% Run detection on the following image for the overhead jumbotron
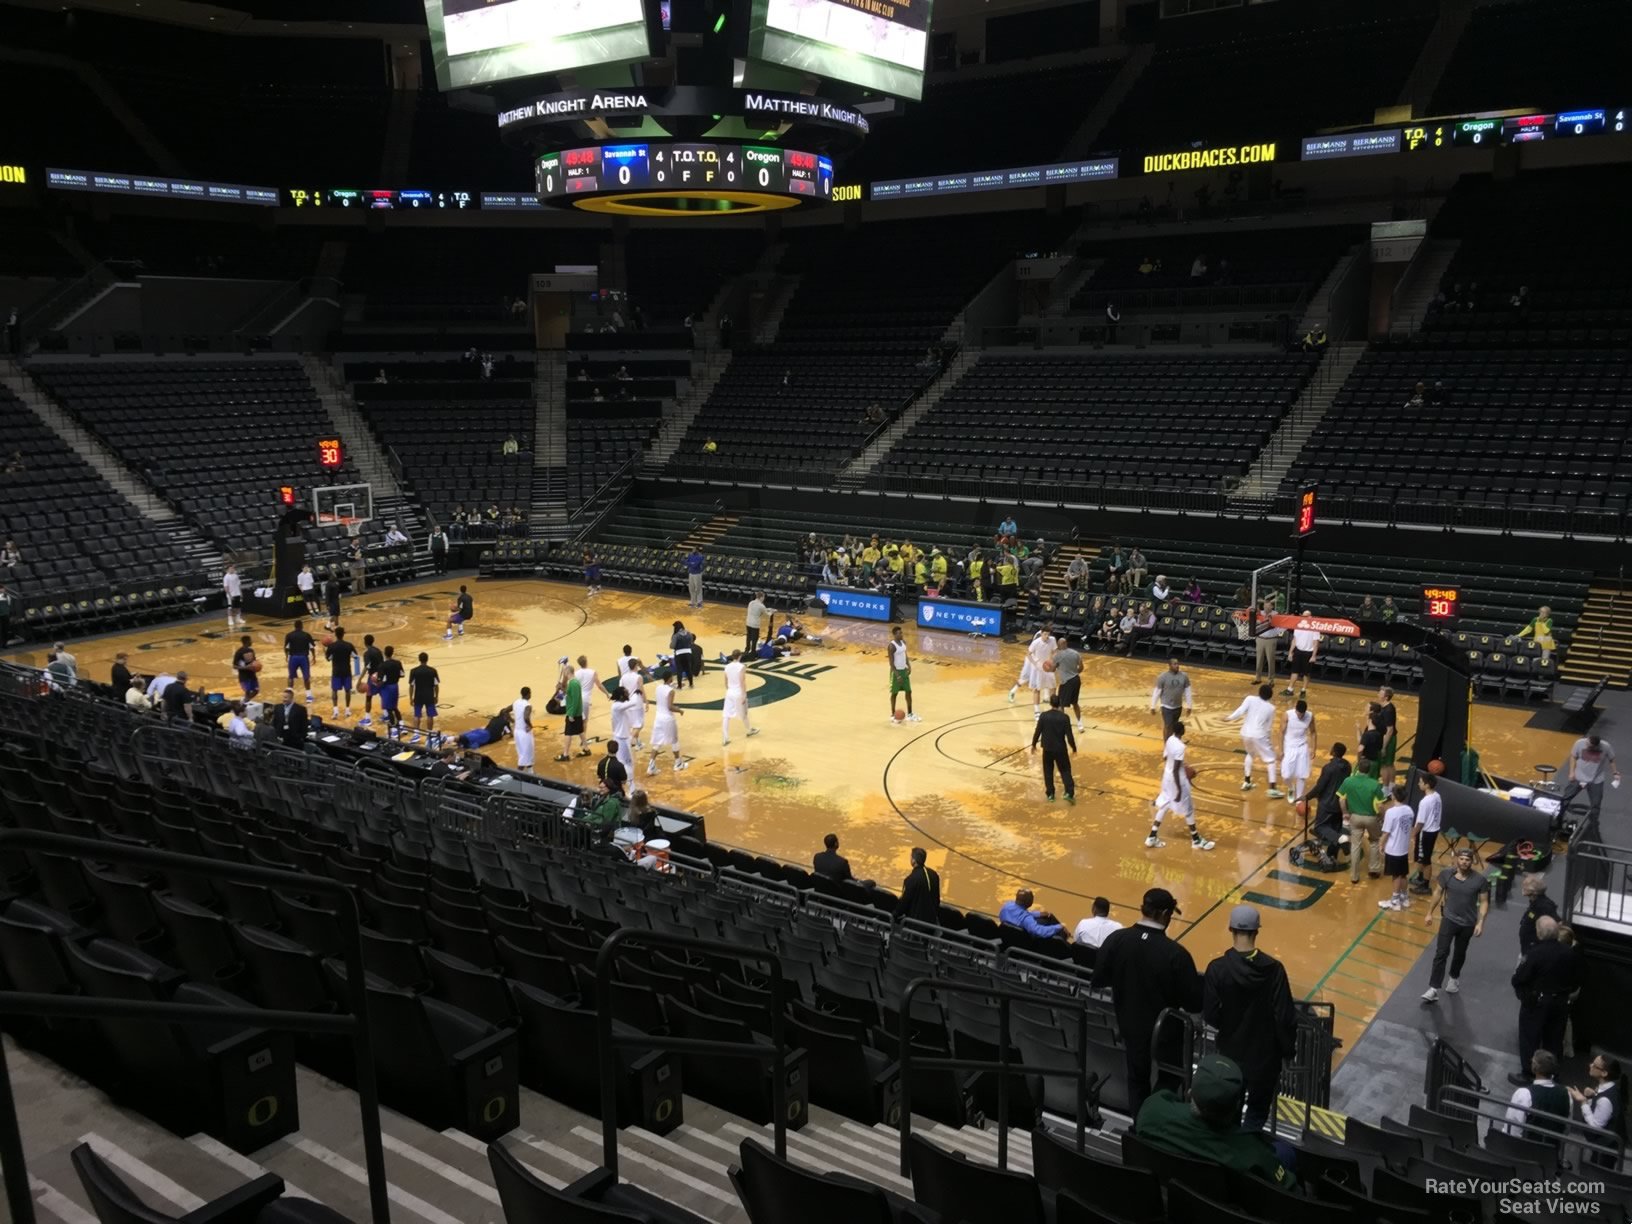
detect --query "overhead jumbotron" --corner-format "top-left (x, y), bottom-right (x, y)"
top-left (424, 0), bottom-right (920, 214)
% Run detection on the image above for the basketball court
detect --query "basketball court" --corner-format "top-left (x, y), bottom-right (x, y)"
top-left (6, 574), bottom-right (1578, 1061)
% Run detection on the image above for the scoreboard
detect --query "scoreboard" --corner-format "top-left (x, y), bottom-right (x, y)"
top-left (534, 142), bottom-right (832, 204)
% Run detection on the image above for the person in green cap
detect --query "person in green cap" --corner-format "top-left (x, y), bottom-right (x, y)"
top-left (1134, 1054), bottom-right (1297, 1188)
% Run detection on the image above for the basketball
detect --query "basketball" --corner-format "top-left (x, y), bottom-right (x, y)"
top-left (1427, 758), bottom-right (1445, 775)
top-left (250, 660), bottom-right (262, 673)
top-left (1041, 658), bottom-right (1056, 672)
top-left (322, 635), bottom-right (335, 647)
top-left (1185, 765), bottom-right (1198, 781)
top-left (1295, 800), bottom-right (1308, 818)
top-left (893, 710), bottom-right (906, 722)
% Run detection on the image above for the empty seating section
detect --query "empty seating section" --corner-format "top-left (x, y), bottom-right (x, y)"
top-left (1431, 0), bottom-right (1631, 116)
top-left (1421, 169), bottom-right (1632, 348)
top-left (350, 229), bottom-right (598, 323)
top-left (1071, 227), bottom-right (1360, 315)
top-left (1049, 535), bottom-right (1583, 702)
top-left (0, 61), bottom-right (155, 173)
top-left (624, 231), bottom-right (763, 327)
top-left (1097, 1), bottom-right (1432, 151)
top-left (671, 217), bottom-right (1051, 477)
top-left (76, 216), bottom-right (328, 282)
top-left (1279, 346), bottom-right (1632, 522)
top-left (879, 353), bottom-right (1318, 489)
top-left (845, 60), bottom-right (1121, 183)
top-left (566, 416), bottom-right (658, 510)
top-left (28, 359), bottom-right (362, 557)
top-left (0, 387), bottom-right (199, 627)
top-left (352, 382), bottom-right (533, 529)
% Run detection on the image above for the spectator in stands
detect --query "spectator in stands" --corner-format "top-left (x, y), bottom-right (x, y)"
top-left (1183, 578), bottom-right (1204, 603)
top-left (109, 652), bottom-right (133, 694)
top-left (267, 687), bottom-right (309, 750)
top-left (899, 847), bottom-right (940, 924)
top-left (1429, 380), bottom-right (1448, 406)
top-left (813, 833), bottom-right (852, 882)
top-left (1064, 553), bottom-right (1090, 595)
top-left (225, 701), bottom-right (254, 748)
top-left (718, 312), bottom-right (732, 349)
top-left (1126, 546), bottom-right (1149, 591)
top-left (1190, 253), bottom-right (1208, 279)
top-left (4, 306), bottom-right (17, 355)
top-left (1104, 543), bottom-right (1126, 591)
top-left (373, 368), bottom-right (387, 384)
top-left (1509, 285), bottom-right (1530, 314)
top-left (1380, 594), bottom-right (1398, 623)
top-left (1138, 255), bottom-right (1156, 275)
top-left (1021, 542), bottom-right (1046, 584)
top-left (1516, 605), bottom-right (1557, 663)
top-left (1559, 733), bottom-right (1618, 823)
top-left (0, 583), bottom-right (11, 647)
top-left (1569, 1055), bottom-right (1625, 1168)
top-left (1000, 889), bottom-right (1064, 939)
top-left (0, 538), bottom-right (17, 573)
top-left (1151, 574), bottom-right (1172, 602)
top-left (1356, 594), bottom-right (1378, 621)
top-left (384, 523), bottom-right (407, 546)
top-left (52, 642), bottom-right (77, 674)
top-left (1094, 887), bottom-right (1203, 1114)
top-left (43, 649), bottom-right (75, 690)
top-left (1203, 905), bottom-right (1297, 1132)
top-left (1405, 381), bottom-right (1426, 409)
top-left (125, 677), bottom-right (150, 710)
top-left (502, 434), bottom-right (519, 456)
top-left (161, 671), bottom-right (194, 720)
top-left (1095, 612), bottom-right (1121, 651)
top-left (1073, 897), bottom-right (1122, 949)
top-left (481, 354), bottom-right (495, 380)
top-left (1504, 1050), bottom-right (1568, 1146)
top-left (1134, 1055), bottom-right (1297, 1188)
top-left (1124, 603), bottom-right (1157, 657)
top-left (1105, 302), bottom-right (1120, 342)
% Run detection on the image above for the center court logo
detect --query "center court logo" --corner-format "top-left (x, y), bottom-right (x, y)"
top-left (675, 658), bottom-right (834, 711)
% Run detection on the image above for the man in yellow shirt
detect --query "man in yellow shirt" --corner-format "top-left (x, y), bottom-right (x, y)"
top-left (860, 540), bottom-right (881, 568)
top-left (930, 548), bottom-right (949, 587)
top-left (969, 552), bottom-right (986, 599)
top-left (899, 539), bottom-right (921, 567)
top-left (913, 557), bottom-right (929, 587)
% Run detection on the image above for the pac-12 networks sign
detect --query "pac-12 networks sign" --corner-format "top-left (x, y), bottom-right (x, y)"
top-left (1143, 142), bottom-right (1276, 173)
top-left (818, 586), bottom-right (893, 622)
top-left (918, 600), bottom-right (1001, 634)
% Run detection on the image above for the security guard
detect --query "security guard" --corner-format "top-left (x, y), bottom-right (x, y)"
top-left (1510, 916), bottom-right (1582, 1087)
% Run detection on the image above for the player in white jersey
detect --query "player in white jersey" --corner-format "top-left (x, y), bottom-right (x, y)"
top-left (1226, 682), bottom-right (1284, 797)
top-left (1278, 699), bottom-right (1316, 803)
top-left (645, 679), bottom-right (687, 774)
top-left (1146, 720), bottom-right (1214, 851)
top-left (511, 687), bottom-right (535, 771)
top-left (1285, 614), bottom-right (1321, 699)
top-left (1009, 625), bottom-right (1058, 719)
top-left (617, 645), bottom-right (638, 680)
top-left (296, 565), bottom-right (318, 618)
top-left (622, 663), bottom-right (646, 749)
top-left (609, 685), bottom-right (640, 777)
top-left (721, 650), bottom-right (759, 744)
top-left (573, 654), bottom-right (599, 730)
top-left (222, 564), bottom-right (244, 629)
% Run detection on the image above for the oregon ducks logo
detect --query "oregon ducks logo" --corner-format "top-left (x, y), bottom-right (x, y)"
top-left (675, 659), bottom-right (835, 712)
top-left (654, 1097), bottom-right (674, 1122)
top-left (246, 1096), bottom-right (279, 1127)
top-left (482, 1096), bottom-right (508, 1123)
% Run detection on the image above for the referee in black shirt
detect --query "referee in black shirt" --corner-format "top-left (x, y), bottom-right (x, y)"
top-left (1031, 694), bottom-right (1077, 803)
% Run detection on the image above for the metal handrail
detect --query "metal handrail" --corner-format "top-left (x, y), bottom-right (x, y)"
top-left (1424, 1037), bottom-right (1485, 1111)
top-left (593, 927), bottom-right (794, 1176)
top-left (0, 829), bottom-right (391, 1224)
top-left (896, 976), bottom-right (1093, 1175)
top-left (1437, 1082), bottom-right (1624, 1169)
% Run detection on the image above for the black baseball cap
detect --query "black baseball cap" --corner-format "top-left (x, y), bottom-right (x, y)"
top-left (1143, 887), bottom-right (1182, 915)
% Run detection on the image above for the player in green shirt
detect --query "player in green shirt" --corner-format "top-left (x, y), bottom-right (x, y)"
top-left (1337, 770), bottom-right (1386, 881)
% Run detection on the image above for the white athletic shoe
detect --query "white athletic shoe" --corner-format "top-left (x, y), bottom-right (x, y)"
top-left (358, 716), bottom-right (372, 727)
top-left (443, 632), bottom-right (453, 641)
top-left (646, 762), bottom-right (658, 776)
top-left (906, 714), bottom-right (921, 723)
top-left (1191, 836), bottom-right (1216, 851)
top-left (1144, 835), bottom-right (1166, 849)
top-left (1076, 721), bottom-right (1085, 732)
top-left (1033, 710), bottom-right (1042, 720)
top-left (331, 709), bottom-right (340, 719)
top-left (1445, 977), bottom-right (1459, 994)
top-left (1378, 897), bottom-right (1400, 910)
top-left (1240, 780), bottom-right (1255, 791)
top-left (1267, 787), bottom-right (1286, 799)
top-left (746, 728), bottom-right (759, 737)
top-left (1421, 987), bottom-right (1438, 1004)
top-left (722, 737), bottom-right (730, 746)
top-left (1008, 687), bottom-right (1017, 703)
top-left (305, 693), bottom-right (314, 704)
top-left (674, 760), bottom-right (687, 772)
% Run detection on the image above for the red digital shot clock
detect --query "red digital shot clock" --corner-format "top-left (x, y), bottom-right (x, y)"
top-left (317, 437), bottom-right (344, 470)
top-left (1421, 586), bottom-right (1461, 620)
top-left (1295, 487), bottom-right (1318, 537)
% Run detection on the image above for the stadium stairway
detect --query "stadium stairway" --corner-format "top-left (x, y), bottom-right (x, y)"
top-left (677, 512), bottom-right (738, 552)
top-left (838, 350), bottom-right (978, 484)
top-left (0, 359), bottom-right (226, 583)
top-left (751, 275), bottom-right (802, 346)
top-left (1386, 238), bottom-right (1461, 337)
top-left (1037, 540), bottom-right (1105, 605)
top-left (13, 1027), bottom-right (1054, 1224)
top-left (1056, 44), bottom-right (1152, 160)
top-left (1297, 243), bottom-right (1363, 336)
top-left (300, 355), bottom-right (423, 545)
top-left (642, 349), bottom-right (733, 476)
top-left (531, 351), bottom-right (571, 536)
top-left (1236, 341), bottom-right (1366, 498)
top-left (1559, 580), bottom-right (1632, 689)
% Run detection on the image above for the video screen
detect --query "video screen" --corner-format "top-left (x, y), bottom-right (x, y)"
top-left (748, 0), bottom-right (931, 101)
top-left (424, 0), bottom-right (651, 91)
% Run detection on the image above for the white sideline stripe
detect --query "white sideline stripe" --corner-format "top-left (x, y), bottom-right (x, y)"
top-left (380, 1132), bottom-right (499, 1205)
top-left (186, 1134), bottom-right (317, 1201)
top-left (78, 1133), bottom-right (205, 1212)
top-left (30, 1175), bottom-right (97, 1224)
top-left (718, 1120), bottom-right (913, 1191)
top-left (280, 1135), bottom-right (465, 1224)
top-left (569, 1125), bottom-right (738, 1206)
top-left (510, 1130), bottom-right (600, 1175)
top-left (441, 1129), bottom-right (567, 1190)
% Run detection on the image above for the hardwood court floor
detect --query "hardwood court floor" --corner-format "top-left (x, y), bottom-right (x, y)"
top-left (8, 575), bottom-right (1578, 1060)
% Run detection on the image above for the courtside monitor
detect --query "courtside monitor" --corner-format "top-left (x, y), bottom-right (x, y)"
top-left (746, 0), bottom-right (933, 101)
top-left (425, 0), bottom-right (653, 91)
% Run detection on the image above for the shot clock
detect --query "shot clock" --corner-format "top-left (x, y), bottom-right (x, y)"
top-left (317, 437), bottom-right (344, 470)
top-left (1295, 487), bottom-right (1319, 538)
top-left (1421, 586), bottom-right (1462, 622)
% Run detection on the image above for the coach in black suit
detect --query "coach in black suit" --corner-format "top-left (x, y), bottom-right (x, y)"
top-left (813, 833), bottom-right (853, 882)
top-left (267, 687), bottom-right (309, 750)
